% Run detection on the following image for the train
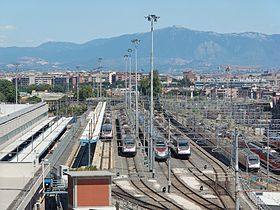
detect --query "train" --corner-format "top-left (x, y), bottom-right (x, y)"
top-left (171, 136), bottom-right (191, 159)
top-left (154, 133), bottom-right (170, 161)
top-left (116, 109), bottom-right (137, 157)
top-left (101, 123), bottom-right (113, 140)
top-left (238, 148), bottom-right (260, 171)
top-left (164, 110), bottom-right (261, 171)
top-left (122, 134), bottom-right (137, 156)
top-left (248, 142), bottom-right (280, 173)
top-left (153, 111), bottom-right (191, 160)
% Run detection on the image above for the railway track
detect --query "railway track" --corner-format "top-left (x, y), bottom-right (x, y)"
top-left (71, 143), bottom-right (88, 168)
top-left (153, 109), bottom-right (237, 208)
top-left (114, 109), bottom-right (180, 209)
top-left (126, 157), bottom-right (184, 209)
top-left (185, 158), bottom-right (235, 209)
top-left (157, 161), bottom-right (225, 210)
top-left (154, 110), bottom-right (235, 209)
top-left (171, 118), bottom-right (235, 208)
top-left (112, 186), bottom-right (164, 210)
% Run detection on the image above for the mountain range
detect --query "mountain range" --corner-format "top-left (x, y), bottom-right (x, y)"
top-left (1, 26), bottom-right (280, 73)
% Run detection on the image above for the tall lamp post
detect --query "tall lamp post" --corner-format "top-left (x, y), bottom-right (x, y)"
top-left (132, 39), bottom-right (140, 138)
top-left (98, 58), bottom-right (102, 98)
top-left (128, 49), bottom-right (133, 111)
top-left (225, 66), bottom-right (233, 119)
top-left (14, 63), bottom-right (19, 104)
top-left (145, 14), bottom-right (159, 177)
top-left (234, 128), bottom-right (240, 210)
top-left (123, 55), bottom-right (129, 110)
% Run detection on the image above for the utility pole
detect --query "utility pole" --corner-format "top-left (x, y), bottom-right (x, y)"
top-left (143, 101), bottom-right (146, 155)
top-left (168, 118), bottom-right (171, 193)
top-left (132, 39), bottom-right (140, 138)
top-left (98, 58), bottom-right (102, 98)
top-left (128, 49), bottom-right (133, 111)
top-left (267, 127), bottom-right (270, 190)
top-left (76, 66), bottom-right (80, 105)
top-left (124, 55), bottom-right (129, 110)
top-left (234, 128), bottom-right (240, 210)
top-left (146, 14), bottom-right (160, 177)
top-left (14, 63), bottom-right (19, 104)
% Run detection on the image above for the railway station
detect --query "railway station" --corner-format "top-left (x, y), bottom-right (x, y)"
top-left (1, 92), bottom-right (280, 210)
top-left (77, 96), bottom-right (280, 209)
top-left (9, 87), bottom-right (280, 206)
top-left (3, 1), bottom-right (280, 209)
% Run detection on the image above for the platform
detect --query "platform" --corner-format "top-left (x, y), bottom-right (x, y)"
top-left (80, 102), bottom-right (106, 143)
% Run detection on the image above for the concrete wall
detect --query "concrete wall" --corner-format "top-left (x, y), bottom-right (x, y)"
top-left (68, 176), bottom-right (111, 208)
top-left (77, 178), bottom-right (109, 207)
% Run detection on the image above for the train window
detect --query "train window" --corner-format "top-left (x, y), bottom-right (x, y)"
top-left (125, 140), bottom-right (135, 146)
top-left (156, 141), bottom-right (166, 147)
top-left (248, 156), bottom-right (259, 163)
top-left (179, 141), bottom-right (189, 147)
top-left (102, 124), bottom-right (112, 131)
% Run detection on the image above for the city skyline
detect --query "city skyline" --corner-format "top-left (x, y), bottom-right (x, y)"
top-left (0, 0), bottom-right (280, 47)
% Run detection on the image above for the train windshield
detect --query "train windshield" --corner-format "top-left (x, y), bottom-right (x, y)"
top-left (156, 141), bottom-right (166, 147)
top-left (248, 156), bottom-right (259, 164)
top-left (179, 141), bottom-right (189, 148)
top-left (125, 140), bottom-right (135, 146)
top-left (102, 124), bottom-right (112, 131)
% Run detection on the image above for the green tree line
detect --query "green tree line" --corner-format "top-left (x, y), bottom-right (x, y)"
top-left (139, 70), bottom-right (162, 96)
top-left (0, 80), bottom-right (17, 103)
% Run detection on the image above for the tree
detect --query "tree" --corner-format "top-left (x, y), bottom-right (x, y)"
top-left (75, 84), bottom-right (93, 101)
top-left (140, 77), bottom-right (149, 95)
top-left (28, 96), bottom-right (42, 104)
top-left (0, 92), bottom-right (6, 102)
top-left (26, 84), bottom-right (52, 94)
top-left (51, 84), bottom-right (66, 93)
top-left (0, 79), bottom-right (17, 102)
top-left (153, 70), bottom-right (162, 96)
top-left (172, 78), bottom-right (192, 87)
top-left (139, 70), bottom-right (162, 96)
top-left (111, 80), bottom-right (125, 88)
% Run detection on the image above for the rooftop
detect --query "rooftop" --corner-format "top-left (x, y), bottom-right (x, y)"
top-left (67, 170), bottom-right (114, 177)
top-left (256, 192), bottom-right (280, 206)
top-left (0, 103), bottom-right (33, 118)
top-left (0, 162), bottom-right (42, 210)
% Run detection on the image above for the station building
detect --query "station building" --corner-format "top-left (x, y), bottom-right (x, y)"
top-left (0, 102), bottom-right (74, 209)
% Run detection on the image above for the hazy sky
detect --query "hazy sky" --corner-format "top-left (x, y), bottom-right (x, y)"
top-left (0, 0), bottom-right (279, 47)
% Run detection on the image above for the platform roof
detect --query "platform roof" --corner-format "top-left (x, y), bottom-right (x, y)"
top-left (0, 103), bottom-right (33, 118)
top-left (0, 102), bottom-right (46, 126)
top-left (10, 117), bottom-right (72, 163)
top-left (0, 117), bottom-right (56, 160)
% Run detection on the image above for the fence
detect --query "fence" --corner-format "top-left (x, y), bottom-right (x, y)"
top-left (47, 114), bottom-right (86, 168)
